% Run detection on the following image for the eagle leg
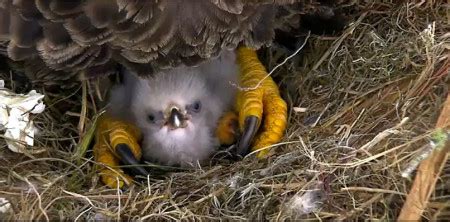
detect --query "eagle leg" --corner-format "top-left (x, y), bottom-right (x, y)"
top-left (93, 113), bottom-right (144, 188)
top-left (234, 47), bottom-right (288, 158)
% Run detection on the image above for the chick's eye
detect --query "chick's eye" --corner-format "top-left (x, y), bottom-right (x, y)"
top-left (194, 101), bottom-right (201, 111)
top-left (147, 114), bottom-right (155, 122)
top-left (147, 111), bottom-right (163, 124)
top-left (188, 101), bottom-right (201, 113)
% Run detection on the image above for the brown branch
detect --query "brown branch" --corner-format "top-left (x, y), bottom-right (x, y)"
top-left (397, 90), bottom-right (450, 221)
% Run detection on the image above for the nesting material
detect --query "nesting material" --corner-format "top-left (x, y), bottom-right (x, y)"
top-left (0, 80), bottom-right (45, 153)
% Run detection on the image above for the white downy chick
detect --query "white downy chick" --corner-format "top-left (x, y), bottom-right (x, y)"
top-left (107, 50), bottom-right (239, 167)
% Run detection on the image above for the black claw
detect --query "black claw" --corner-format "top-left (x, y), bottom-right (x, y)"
top-left (116, 144), bottom-right (149, 176)
top-left (236, 116), bottom-right (259, 157)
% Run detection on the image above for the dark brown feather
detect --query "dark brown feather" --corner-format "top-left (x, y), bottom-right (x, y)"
top-left (83, 0), bottom-right (119, 29)
top-left (7, 42), bottom-right (38, 60)
top-left (41, 22), bottom-right (70, 47)
top-left (0, 0), bottom-right (353, 87)
top-left (0, 6), bottom-right (10, 38)
top-left (10, 12), bottom-right (41, 48)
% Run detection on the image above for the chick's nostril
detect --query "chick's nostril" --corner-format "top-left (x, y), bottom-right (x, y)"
top-left (169, 107), bottom-right (181, 117)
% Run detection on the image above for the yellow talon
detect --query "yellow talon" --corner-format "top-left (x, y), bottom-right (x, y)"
top-left (93, 113), bottom-right (142, 188)
top-left (216, 111), bottom-right (239, 146)
top-left (235, 47), bottom-right (288, 158)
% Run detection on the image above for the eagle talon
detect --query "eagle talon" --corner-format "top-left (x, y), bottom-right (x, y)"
top-left (116, 144), bottom-right (149, 176)
top-left (235, 47), bottom-right (288, 158)
top-left (236, 116), bottom-right (259, 156)
top-left (93, 113), bottom-right (143, 189)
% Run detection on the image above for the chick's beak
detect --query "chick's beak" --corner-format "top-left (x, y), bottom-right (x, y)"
top-left (166, 106), bottom-right (188, 130)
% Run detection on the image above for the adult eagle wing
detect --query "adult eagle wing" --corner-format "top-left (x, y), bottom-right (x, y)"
top-left (0, 0), bottom-right (344, 82)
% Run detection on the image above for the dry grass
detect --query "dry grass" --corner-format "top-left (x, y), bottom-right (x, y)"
top-left (1, 1), bottom-right (449, 221)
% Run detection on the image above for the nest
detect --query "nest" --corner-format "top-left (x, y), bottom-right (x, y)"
top-left (1, 1), bottom-right (449, 220)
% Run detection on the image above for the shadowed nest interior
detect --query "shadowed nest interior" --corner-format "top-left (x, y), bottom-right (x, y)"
top-left (0, 1), bottom-right (449, 221)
